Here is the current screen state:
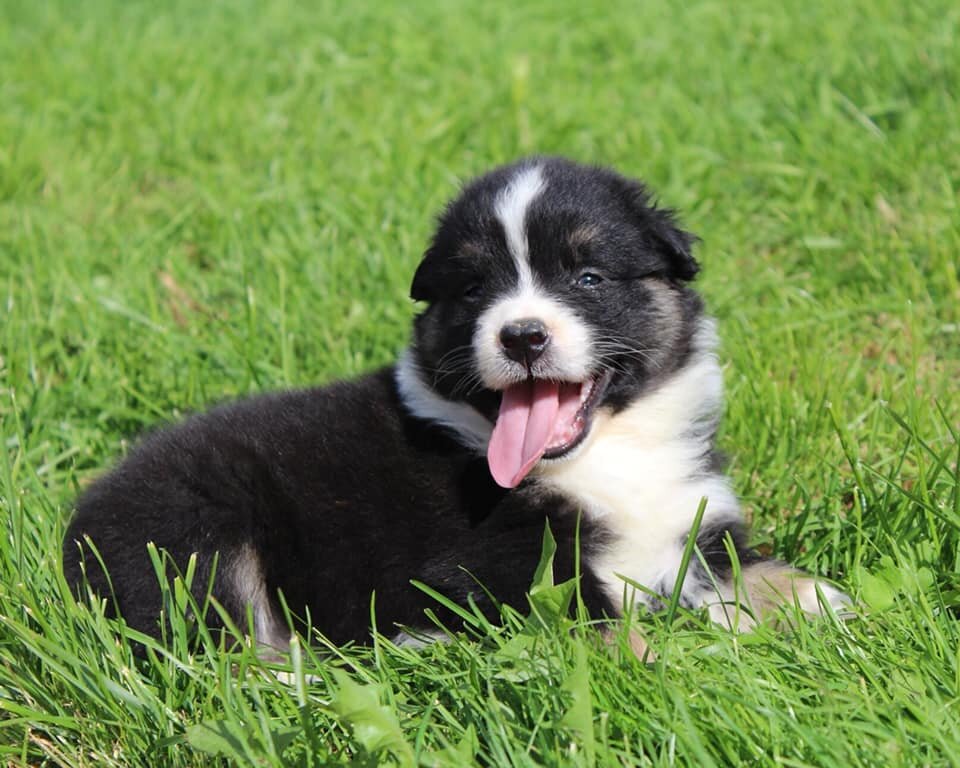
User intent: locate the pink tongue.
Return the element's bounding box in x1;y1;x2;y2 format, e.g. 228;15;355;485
487;379;561;488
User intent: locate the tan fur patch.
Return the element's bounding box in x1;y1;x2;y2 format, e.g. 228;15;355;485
457;241;486;260
568;224;600;250
738;561;849;621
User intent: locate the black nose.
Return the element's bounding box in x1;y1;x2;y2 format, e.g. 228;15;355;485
499;318;550;366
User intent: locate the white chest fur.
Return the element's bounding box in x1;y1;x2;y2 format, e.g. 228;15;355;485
535;320;742;610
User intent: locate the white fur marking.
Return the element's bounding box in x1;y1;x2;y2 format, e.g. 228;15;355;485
494;165;545;288
539;318;737;611
272;668;324;686
231;544;289;649
473;284;593;389
395;350;492;453
477;164;594;389
391;629;449;648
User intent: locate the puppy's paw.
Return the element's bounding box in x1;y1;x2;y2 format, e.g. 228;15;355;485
791;577;853;618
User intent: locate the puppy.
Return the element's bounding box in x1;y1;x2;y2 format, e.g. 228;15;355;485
63;157;848;649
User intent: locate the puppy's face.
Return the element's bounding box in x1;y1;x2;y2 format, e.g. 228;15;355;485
410;158;703;487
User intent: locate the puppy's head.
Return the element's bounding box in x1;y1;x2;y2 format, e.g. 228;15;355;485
408;157;703;488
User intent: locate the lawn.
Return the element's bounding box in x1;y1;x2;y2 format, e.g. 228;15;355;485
1;0;958;764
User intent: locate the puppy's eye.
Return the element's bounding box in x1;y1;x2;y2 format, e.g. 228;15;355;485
575;272;604;288
462;283;484;301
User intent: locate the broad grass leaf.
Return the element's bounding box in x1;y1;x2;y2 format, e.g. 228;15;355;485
527;521;577;629
528;579;577;631
328;669;415;767
492;632;555;681
185;719;252;761
561;638;595;766
530;521;558;593
423;724;479;767
856;567;896;611
186;718;300;762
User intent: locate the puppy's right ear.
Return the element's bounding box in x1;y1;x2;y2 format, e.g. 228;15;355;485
409;247;439;302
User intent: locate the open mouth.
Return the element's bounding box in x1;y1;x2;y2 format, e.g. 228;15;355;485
486;370;612;489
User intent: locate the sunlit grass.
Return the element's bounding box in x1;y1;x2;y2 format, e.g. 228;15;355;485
1;0;958;764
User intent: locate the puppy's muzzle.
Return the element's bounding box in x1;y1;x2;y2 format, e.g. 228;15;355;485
499;318;550;368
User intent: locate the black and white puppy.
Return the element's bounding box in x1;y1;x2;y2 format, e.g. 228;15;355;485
63;157;847;649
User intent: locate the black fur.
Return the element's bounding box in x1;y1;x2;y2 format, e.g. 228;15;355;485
64;370;613;643
693;521;762;581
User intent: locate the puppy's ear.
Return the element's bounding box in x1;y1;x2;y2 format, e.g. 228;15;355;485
410;247;439;302
649;207;700;281
620;178;700;281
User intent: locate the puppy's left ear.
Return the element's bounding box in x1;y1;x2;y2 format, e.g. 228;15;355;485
620;177;700;281
649;207;700;281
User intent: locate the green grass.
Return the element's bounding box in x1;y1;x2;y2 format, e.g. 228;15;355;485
1;0;959;764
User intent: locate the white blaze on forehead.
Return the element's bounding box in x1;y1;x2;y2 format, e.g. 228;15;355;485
476;164;591;390
494;165;546;287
